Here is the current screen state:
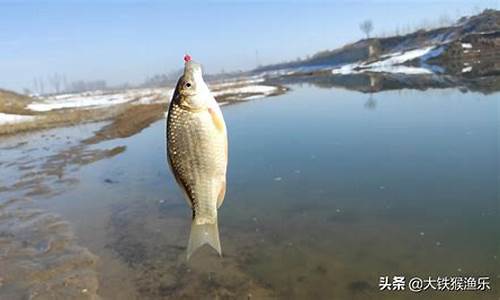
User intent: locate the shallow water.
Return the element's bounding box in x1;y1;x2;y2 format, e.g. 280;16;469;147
1;86;499;299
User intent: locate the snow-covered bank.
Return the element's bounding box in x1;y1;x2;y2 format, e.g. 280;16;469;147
331;46;444;75
25;79;281;113
0;113;36;125
28;88;170;112
0;79;285;135
212;84;280;100
209;75;283;100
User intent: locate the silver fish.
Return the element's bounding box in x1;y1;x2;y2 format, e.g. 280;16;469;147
166;59;228;260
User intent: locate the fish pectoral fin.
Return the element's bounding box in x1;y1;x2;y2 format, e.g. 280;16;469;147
216;181;226;209
208;107;226;133
187;221;221;260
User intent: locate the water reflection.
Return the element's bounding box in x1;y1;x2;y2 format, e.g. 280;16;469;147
269;72;500;95
364;93;377;110
1;85;498;299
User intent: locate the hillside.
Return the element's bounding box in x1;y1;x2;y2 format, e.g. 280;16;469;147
0;89;34;115
253;9;500;77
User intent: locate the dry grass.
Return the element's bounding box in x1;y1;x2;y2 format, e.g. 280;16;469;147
83;103;166;144
0;102;166;140
0;89;34;115
0;105;127;135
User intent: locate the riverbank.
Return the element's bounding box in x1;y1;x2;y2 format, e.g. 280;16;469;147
0;79;288;136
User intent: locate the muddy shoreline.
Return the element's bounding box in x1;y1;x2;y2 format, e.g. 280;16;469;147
1;84;497;300
0;89;289;299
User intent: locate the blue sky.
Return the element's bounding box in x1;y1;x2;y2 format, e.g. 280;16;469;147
0;0;498;92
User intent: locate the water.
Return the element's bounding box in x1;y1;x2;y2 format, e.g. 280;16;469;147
0;85;498;299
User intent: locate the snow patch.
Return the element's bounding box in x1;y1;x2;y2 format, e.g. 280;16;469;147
29;94;132;111
331;64;358;75
331;46;439;75
26;83;280;113
420;46;444;61
462;66;472;73
367;46;436;67
462;43;472;49
368;65;432;74
28;88;169;112
212;84;278;98
0;113;36;125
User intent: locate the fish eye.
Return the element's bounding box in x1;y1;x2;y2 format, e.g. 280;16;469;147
185;82;192;88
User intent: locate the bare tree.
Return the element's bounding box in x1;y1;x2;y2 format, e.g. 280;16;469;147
472;5;482;14
62;74;68;92
419;18;432;30
439;14;452;26
69;80;107;93
395;26;401;36
364;94;376;110
33;77;39;94
360;20;373;39
39;77;45;95
49;73;62;94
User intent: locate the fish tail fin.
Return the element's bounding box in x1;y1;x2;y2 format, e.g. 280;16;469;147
187;220;221;260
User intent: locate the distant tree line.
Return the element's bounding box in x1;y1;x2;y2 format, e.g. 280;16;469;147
373;6;493;38
28;73;108;95
26;68;240;95
67;80;107;93
140;68;247;88
359;6;494;40
141;68;183;88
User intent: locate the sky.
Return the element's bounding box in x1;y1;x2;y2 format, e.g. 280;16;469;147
0;0;498;92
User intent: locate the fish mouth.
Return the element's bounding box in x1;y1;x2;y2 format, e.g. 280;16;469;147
183;61;204;84
179;61;207;99
184;61;202;75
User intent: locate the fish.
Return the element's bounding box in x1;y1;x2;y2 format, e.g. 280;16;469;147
165;55;228;260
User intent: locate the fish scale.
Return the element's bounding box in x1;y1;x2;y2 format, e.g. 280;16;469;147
165;61;228;260
167;104;224;223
